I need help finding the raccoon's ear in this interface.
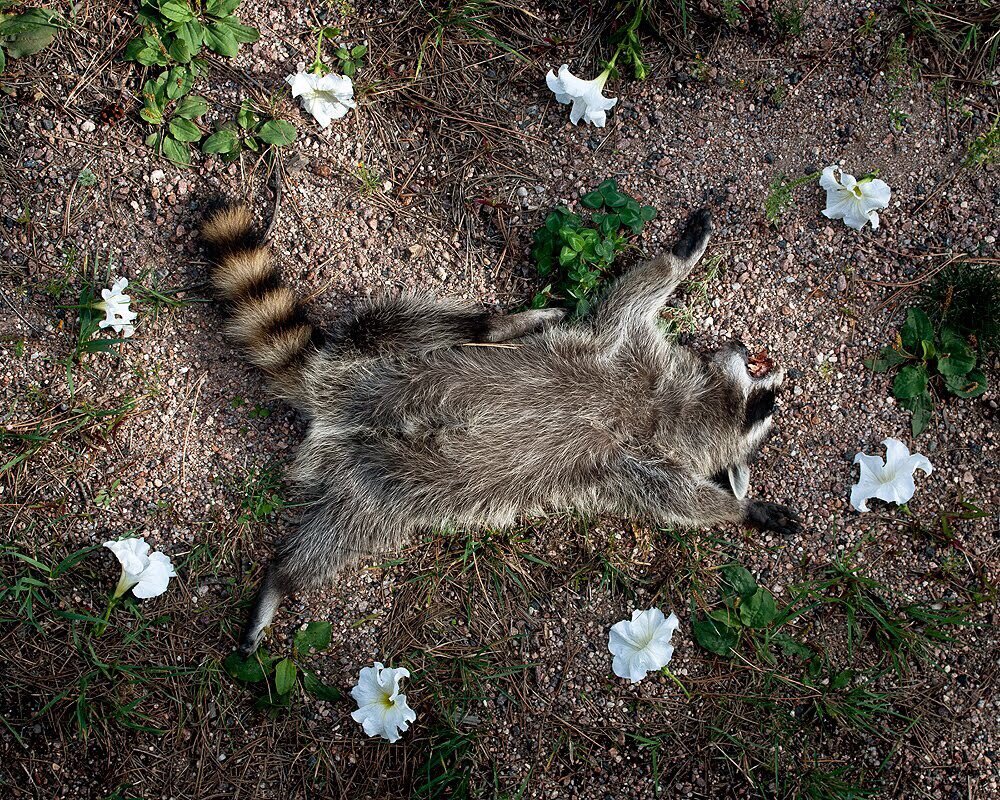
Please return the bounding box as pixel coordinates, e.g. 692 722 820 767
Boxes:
710 463 750 499
728 463 750 499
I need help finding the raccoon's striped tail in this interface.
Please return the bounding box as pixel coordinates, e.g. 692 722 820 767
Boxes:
200 204 325 405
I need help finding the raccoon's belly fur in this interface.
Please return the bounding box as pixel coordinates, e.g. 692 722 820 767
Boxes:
293 330 678 528
199 203 800 657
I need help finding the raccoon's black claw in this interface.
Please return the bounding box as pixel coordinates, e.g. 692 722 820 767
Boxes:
236 627 266 659
746 501 802 536
672 208 713 260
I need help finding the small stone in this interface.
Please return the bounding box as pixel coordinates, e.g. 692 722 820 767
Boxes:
150 169 166 184
435 267 448 281
81 119 96 133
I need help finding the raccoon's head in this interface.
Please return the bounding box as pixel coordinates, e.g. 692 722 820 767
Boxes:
707 339 786 499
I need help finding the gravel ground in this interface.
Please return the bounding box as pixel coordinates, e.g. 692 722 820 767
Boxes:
1 1 998 798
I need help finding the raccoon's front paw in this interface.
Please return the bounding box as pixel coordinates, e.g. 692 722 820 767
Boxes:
672 208 713 260
236 626 267 659
746 501 801 536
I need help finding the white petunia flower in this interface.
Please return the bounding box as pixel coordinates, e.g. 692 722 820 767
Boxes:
286 64 355 127
103 538 176 599
545 64 618 128
350 662 416 742
98 277 137 338
850 437 932 512
820 166 891 230
608 608 680 683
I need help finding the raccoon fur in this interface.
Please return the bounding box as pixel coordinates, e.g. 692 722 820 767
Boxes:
200 204 800 656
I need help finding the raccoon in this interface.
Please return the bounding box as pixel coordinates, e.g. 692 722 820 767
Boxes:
200 204 800 657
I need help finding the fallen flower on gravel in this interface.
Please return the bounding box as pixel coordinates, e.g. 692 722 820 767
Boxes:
819 166 891 230
350 662 416 742
545 64 618 127
850 437 932 512
286 65 355 127
103 538 176 599
97 277 137 338
608 608 680 683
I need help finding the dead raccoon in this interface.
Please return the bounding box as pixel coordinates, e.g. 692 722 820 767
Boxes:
201 204 800 657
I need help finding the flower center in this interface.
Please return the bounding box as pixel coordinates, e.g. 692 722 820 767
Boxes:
852 185 863 197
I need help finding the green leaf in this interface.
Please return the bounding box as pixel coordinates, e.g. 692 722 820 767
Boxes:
721 564 757 599
223 648 273 682
294 621 332 654
164 65 194 99
831 669 853 690
936 328 976 377
140 106 164 125
274 657 297 695
558 245 577 268
771 633 813 660
603 190 629 208
204 22 238 57
216 17 260 44
639 205 656 221
174 95 208 120
257 119 297 146
159 0 196 23
167 36 191 63
160 135 191 167
899 392 933 436
351 44 368 58
945 369 987 399
739 587 777 628
206 0 242 16
900 308 933 351
168 117 201 142
301 669 343 702
866 345 911 373
692 617 739 656
0 9 63 58
893 365 928 399
202 128 239 154
581 191 605 210
0 47 6 73
237 103 258 130
564 231 586 252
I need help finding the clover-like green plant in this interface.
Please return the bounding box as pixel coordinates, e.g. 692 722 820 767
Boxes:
531 179 656 317
868 308 987 436
202 101 297 161
692 564 783 657
223 621 342 712
125 0 259 67
125 0 260 166
0 6 64 73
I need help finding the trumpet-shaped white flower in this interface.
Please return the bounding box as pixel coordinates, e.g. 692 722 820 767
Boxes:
103 538 176 599
350 662 416 742
545 64 618 128
820 166 891 230
98 277 137 338
608 608 680 683
850 437 932 512
286 65 355 127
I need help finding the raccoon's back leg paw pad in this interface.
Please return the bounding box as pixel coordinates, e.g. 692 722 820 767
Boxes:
746 501 801 536
672 208 713 260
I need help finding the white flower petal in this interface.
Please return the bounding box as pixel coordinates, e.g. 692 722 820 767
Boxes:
545 65 617 128
286 70 354 128
351 663 416 741
608 608 678 683
850 440 931 512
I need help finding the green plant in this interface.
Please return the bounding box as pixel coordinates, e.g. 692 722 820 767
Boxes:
125 0 259 165
531 179 656 316
223 621 342 711
868 308 987 435
77 168 98 187
202 101 297 161
964 115 1000 168
917 261 1000 352
0 6 64 73
125 0 259 67
900 0 1000 77
772 1 807 37
608 1 651 80
309 25 368 77
236 465 286 524
692 564 783 656
140 65 209 166
764 170 821 225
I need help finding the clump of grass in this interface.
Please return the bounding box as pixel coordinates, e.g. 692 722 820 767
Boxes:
899 0 1000 77
917 261 1000 352
963 115 1000 168
764 170 820 225
772 1 808 38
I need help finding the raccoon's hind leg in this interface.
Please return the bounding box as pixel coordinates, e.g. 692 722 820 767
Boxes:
236 499 407 656
595 208 713 335
332 295 564 357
